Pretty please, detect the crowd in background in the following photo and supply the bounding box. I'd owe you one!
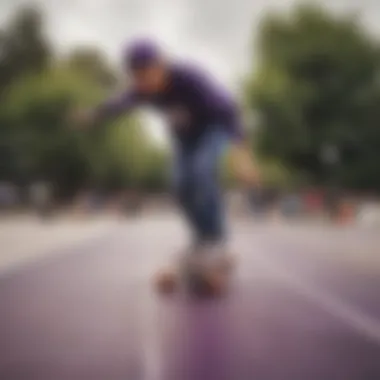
[0,180,371,226]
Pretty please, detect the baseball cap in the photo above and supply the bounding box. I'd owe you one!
[124,39,162,71]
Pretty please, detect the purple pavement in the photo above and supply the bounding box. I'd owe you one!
[0,219,380,380]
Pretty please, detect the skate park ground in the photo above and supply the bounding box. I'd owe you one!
[0,212,379,380]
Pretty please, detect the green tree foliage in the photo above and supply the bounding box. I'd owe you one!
[248,4,380,189]
[0,7,50,183]
[3,66,99,191]
[0,6,168,198]
[64,47,118,88]
[0,6,49,92]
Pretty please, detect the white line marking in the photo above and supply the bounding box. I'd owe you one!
[135,234,164,380]
[251,241,380,344]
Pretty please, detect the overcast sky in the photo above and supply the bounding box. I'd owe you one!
[2,0,380,89]
[1,0,380,142]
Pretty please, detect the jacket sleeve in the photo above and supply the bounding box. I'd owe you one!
[94,90,139,122]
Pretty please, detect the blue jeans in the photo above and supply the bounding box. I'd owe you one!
[172,127,228,244]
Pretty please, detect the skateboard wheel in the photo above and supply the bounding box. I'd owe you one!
[154,269,178,295]
[207,270,228,295]
[186,269,228,297]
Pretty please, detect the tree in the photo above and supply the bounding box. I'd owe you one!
[248,4,380,189]
[3,57,167,195]
[2,66,94,191]
[64,47,118,88]
[0,6,51,184]
[0,6,49,92]
[0,6,170,197]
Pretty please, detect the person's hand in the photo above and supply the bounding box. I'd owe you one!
[229,143,261,187]
[67,107,95,130]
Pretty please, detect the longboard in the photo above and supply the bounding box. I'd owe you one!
[155,253,235,297]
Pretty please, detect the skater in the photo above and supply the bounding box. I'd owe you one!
[71,39,259,293]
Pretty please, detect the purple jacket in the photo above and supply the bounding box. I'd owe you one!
[96,63,244,145]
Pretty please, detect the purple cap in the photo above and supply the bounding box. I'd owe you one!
[124,39,161,70]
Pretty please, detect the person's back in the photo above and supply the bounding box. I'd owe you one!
[95,60,243,147]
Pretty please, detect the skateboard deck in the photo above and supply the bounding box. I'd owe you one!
[155,253,235,297]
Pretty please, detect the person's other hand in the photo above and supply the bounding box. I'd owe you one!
[229,143,261,187]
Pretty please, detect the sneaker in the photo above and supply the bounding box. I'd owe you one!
[192,241,228,267]
[176,241,202,266]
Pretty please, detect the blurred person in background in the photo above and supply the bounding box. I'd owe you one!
[71,39,259,269]
[0,182,17,214]
[29,181,53,218]
[280,192,301,219]
[118,189,142,217]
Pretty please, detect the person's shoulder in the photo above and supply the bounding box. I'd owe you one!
[168,61,236,104]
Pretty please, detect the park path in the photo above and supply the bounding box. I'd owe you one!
[0,215,379,380]
[0,215,119,274]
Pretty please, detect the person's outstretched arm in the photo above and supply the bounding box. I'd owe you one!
[70,91,138,128]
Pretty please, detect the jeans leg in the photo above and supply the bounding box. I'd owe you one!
[171,145,202,242]
[190,129,227,243]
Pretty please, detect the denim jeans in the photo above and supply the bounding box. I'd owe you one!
[172,127,228,244]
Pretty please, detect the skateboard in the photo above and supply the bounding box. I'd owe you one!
[154,252,235,297]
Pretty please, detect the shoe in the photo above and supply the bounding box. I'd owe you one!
[199,242,235,273]
[154,267,178,295]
